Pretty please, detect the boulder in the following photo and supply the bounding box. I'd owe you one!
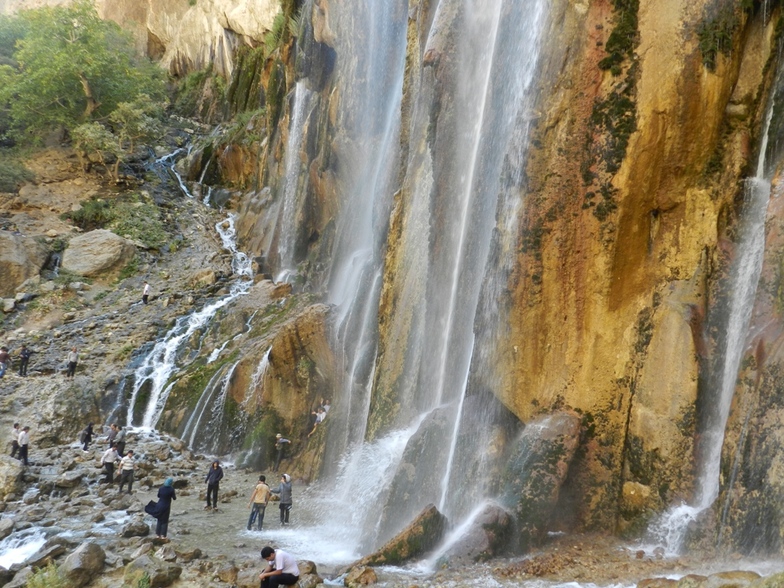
[0,518,14,540]
[124,554,182,588]
[437,503,513,563]
[298,572,324,588]
[61,229,136,277]
[59,542,105,587]
[0,233,47,298]
[216,561,237,583]
[188,269,216,287]
[704,571,761,588]
[121,518,151,538]
[4,566,33,588]
[500,411,581,551]
[2,299,15,313]
[355,504,447,567]
[154,544,177,562]
[638,579,678,588]
[345,565,377,587]
[55,470,84,488]
[0,457,24,498]
[24,542,66,568]
[236,567,261,588]
[749,572,784,588]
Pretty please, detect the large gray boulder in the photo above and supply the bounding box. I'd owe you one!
[0,233,47,298]
[124,554,182,587]
[61,229,136,277]
[0,456,24,499]
[59,542,105,587]
[436,502,513,564]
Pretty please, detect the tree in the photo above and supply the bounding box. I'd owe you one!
[73,94,165,181]
[0,0,166,142]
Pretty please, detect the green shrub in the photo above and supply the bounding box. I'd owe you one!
[63,198,115,231]
[110,202,168,249]
[598,0,639,74]
[0,158,34,192]
[27,563,68,588]
[697,4,739,72]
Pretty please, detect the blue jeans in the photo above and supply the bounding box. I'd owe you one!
[247,503,266,530]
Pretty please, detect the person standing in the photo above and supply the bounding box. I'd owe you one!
[247,475,271,531]
[204,460,224,511]
[66,347,78,378]
[18,345,32,377]
[8,423,19,458]
[0,346,9,378]
[118,450,135,493]
[100,443,119,484]
[145,478,176,540]
[142,281,151,304]
[106,423,118,446]
[17,426,30,466]
[270,474,293,525]
[80,423,94,451]
[259,546,300,588]
[115,426,126,456]
[274,433,290,472]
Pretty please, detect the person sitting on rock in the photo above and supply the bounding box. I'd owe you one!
[204,460,223,511]
[259,545,300,588]
[100,443,119,485]
[145,478,176,541]
[118,450,135,493]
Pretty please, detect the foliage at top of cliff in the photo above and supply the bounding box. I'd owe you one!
[0,0,166,143]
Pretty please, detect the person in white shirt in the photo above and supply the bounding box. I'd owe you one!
[142,281,151,304]
[259,546,299,588]
[118,450,135,493]
[17,426,30,466]
[101,444,119,485]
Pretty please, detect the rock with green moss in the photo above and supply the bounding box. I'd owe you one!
[354,504,447,567]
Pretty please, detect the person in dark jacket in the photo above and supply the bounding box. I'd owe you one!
[205,460,224,510]
[81,423,93,451]
[270,474,293,525]
[145,478,177,540]
[18,345,32,377]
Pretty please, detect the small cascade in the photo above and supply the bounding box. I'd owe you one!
[182,360,239,452]
[249,346,272,393]
[153,147,195,199]
[274,82,317,281]
[648,75,777,557]
[207,310,257,364]
[126,214,252,428]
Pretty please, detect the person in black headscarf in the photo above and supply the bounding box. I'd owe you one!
[145,477,177,540]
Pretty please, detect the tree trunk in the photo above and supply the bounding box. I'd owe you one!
[79,73,100,119]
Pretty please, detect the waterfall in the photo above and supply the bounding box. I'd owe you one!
[275,82,317,282]
[126,214,252,428]
[182,360,239,451]
[648,80,777,557]
[307,0,550,549]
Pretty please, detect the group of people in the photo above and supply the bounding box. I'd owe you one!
[0,345,32,378]
[246,473,293,531]
[8,423,30,465]
[0,344,79,378]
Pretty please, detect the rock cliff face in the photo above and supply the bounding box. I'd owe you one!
[7,0,784,557]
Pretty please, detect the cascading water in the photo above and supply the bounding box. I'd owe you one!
[182,360,240,451]
[274,82,317,282]
[647,75,778,557]
[126,214,252,429]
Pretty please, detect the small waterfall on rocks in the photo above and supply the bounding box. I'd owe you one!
[647,65,779,557]
[126,214,253,429]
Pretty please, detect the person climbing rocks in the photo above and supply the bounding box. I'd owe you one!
[80,422,94,451]
[17,426,30,466]
[273,433,290,472]
[142,281,151,304]
[0,346,9,378]
[204,460,224,511]
[18,344,32,377]
[66,346,78,378]
[259,546,300,588]
[145,477,176,540]
[115,425,127,456]
[270,474,293,526]
[118,449,135,493]
[8,422,19,458]
[247,474,271,531]
[100,443,119,485]
[106,423,118,446]
[308,408,326,438]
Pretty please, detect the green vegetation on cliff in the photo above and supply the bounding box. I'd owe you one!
[0,0,165,144]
